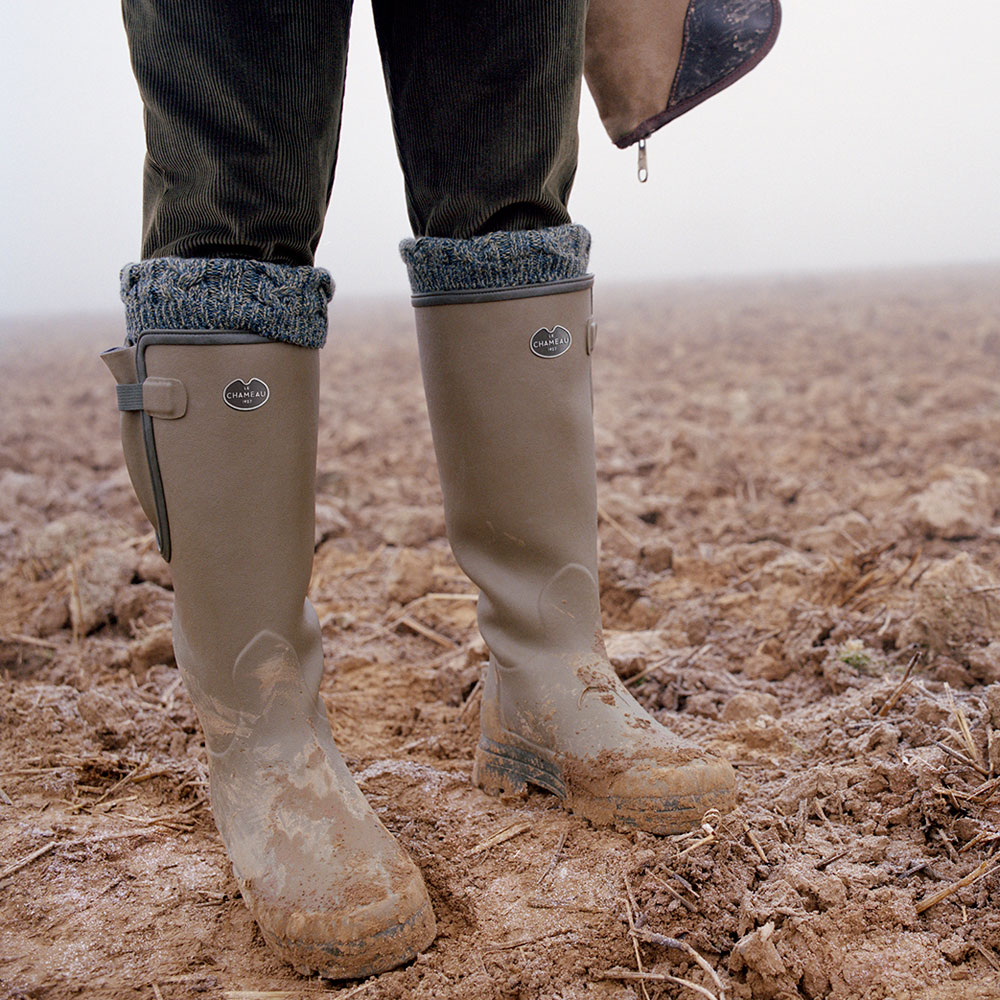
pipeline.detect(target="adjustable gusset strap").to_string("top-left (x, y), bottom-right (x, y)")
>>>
top-left (116, 383), bottom-right (145, 411)
top-left (114, 377), bottom-right (188, 419)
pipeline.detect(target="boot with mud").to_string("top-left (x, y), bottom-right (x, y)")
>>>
top-left (102, 258), bottom-right (435, 978)
top-left (404, 228), bottom-right (736, 835)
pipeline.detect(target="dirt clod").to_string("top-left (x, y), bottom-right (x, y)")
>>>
top-left (906, 465), bottom-right (994, 540)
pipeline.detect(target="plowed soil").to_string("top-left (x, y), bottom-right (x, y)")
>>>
top-left (2, 266), bottom-right (1000, 1000)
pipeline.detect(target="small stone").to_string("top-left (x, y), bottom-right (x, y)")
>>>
top-left (22, 512), bottom-right (130, 572)
top-left (0, 470), bottom-right (55, 523)
top-left (788, 868), bottom-right (847, 911)
top-left (774, 476), bottom-right (803, 503)
top-left (684, 617), bottom-right (710, 646)
top-left (931, 657), bottom-right (975, 688)
top-left (114, 583), bottom-right (174, 633)
top-left (336, 418), bottom-right (370, 453)
top-left (914, 699), bottom-right (950, 725)
top-left (314, 502), bottom-right (349, 547)
top-left (71, 547), bottom-right (138, 636)
top-left (906, 465), bottom-right (992, 539)
top-left (738, 718), bottom-right (789, 750)
top-left (965, 642), bottom-right (1000, 684)
top-left (627, 596), bottom-right (660, 628)
top-left (77, 688), bottom-right (137, 749)
top-left (640, 541), bottom-right (673, 573)
top-left (604, 630), bottom-right (667, 677)
top-left (899, 553), bottom-right (1000, 656)
top-left (685, 692), bottom-right (721, 719)
top-left (130, 623), bottom-right (175, 671)
top-left (385, 547), bottom-right (436, 605)
top-left (380, 505), bottom-right (444, 547)
top-left (136, 549), bottom-right (172, 589)
top-left (939, 935), bottom-right (971, 964)
top-left (732, 921), bottom-right (786, 979)
top-left (28, 589), bottom-right (70, 637)
top-left (722, 691), bottom-right (782, 722)
top-left (743, 650), bottom-right (794, 681)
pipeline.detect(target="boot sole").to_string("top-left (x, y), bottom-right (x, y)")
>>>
top-left (473, 735), bottom-right (735, 835)
top-left (261, 897), bottom-right (437, 980)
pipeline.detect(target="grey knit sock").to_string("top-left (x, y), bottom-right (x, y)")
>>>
top-left (399, 224), bottom-right (591, 295)
top-left (120, 257), bottom-right (333, 348)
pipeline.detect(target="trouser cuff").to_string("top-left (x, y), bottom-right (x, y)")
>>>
top-left (120, 257), bottom-right (333, 348)
top-left (399, 224), bottom-right (590, 296)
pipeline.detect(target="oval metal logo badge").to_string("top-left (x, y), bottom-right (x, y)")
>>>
top-left (530, 325), bottom-right (572, 359)
top-left (223, 378), bottom-right (270, 411)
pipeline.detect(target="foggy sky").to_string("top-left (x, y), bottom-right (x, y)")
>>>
top-left (2, 1), bottom-right (998, 319)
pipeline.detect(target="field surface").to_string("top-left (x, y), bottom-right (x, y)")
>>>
top-left (2, 268), bottom-right (1000, 999)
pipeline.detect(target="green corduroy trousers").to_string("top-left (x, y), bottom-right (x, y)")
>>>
top-left (122, 0), bottom-right (588, 264)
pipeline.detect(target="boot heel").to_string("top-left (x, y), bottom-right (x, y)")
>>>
top-left (473, 737), bottom-right (566, 799)
top-left (473, 743), bottom-right (529, 797)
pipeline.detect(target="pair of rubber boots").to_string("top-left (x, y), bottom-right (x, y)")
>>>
top-left (102, 279), bottom-right (735, 978)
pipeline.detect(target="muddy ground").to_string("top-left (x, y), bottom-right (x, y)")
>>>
top-left (2, 266), bottom-right (1000, 1000)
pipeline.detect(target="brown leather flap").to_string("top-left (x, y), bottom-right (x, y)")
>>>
top-left (584, 0), bottom-right (686, 148)
top-left (584, 0), bottom-right (782, 149)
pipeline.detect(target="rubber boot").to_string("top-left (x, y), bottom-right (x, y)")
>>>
top-left (101, 330), bottom-right (435, 977)
top-left (414, 279), bottom-right (735, 834)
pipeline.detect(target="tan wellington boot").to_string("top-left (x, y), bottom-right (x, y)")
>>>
top-left (414, 279), bottom-right (735, 834)
top-left (101, 331), bottom-right (435, 977)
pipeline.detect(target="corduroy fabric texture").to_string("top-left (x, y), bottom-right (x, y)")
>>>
top-left (399, 225), bottom-right (591, 295)
top-left (120, 257), bottom-right (333, 348)
top-left (123, 0), bottom-right (587, 261)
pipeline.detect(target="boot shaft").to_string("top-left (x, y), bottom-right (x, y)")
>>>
top-left (102, 331), bottom-right (322, 713)
top-left (414, 279), bottom-right (600, 666)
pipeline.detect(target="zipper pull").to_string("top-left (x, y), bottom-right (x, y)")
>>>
top-left (637, 139), bottom-right (648, 183)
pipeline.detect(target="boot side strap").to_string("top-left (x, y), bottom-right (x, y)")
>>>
top-left (116, 378), bottom-right (187, 419)
top-left (115, 384), bottom-right (144, 410)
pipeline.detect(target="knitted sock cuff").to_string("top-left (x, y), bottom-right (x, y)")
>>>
top-left (399, 224), bottom-right (591, 295)
top-left (120, 257), bottom-right (333, 348)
